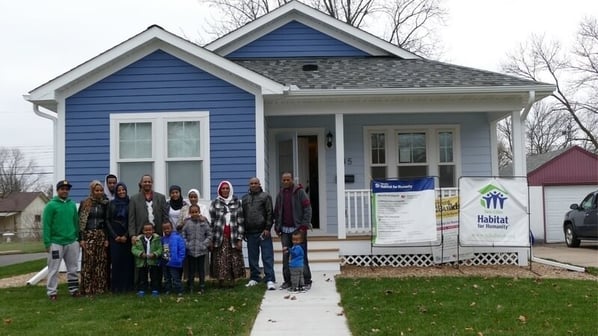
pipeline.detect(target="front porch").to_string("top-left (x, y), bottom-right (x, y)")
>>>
top-left (296, 187), bottom-right (529, 272)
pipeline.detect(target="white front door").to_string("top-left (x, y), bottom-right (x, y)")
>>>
top-left (270, 129), bottom-right (325, 231)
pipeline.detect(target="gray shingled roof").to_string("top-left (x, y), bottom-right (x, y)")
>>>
top-left (233, 57), bottom-right (549, 90)
top-left (499, 148), bottom-right (570, 176)
top-left (0, 192), bottom-right (47, 212)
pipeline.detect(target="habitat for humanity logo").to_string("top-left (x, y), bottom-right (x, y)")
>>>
top-left (478, 184), bottom-right (508, 209)
top-left (476, 184), bottom-right (509, 230)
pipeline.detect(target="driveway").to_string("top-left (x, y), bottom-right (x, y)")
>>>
top-left (0, 252), bottom-right (46, 267)
top-left (532, 242), bottom-right (598, 268)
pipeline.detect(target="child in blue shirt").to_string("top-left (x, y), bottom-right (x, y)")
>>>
top-left (161, 221), bottom-right (186, 295)
top-left (287, 231), bottom-right (305, 293)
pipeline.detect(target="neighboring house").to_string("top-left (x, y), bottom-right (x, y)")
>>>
top-left (25, 1), bottom-right (554, 268)
top-left (502, 146), bottom-right (598, 243)
top-left (0, 192), bottom-right (49, 240)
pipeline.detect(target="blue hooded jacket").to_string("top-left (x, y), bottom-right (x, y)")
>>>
top-left (161, 231), bottom-right (186, 268)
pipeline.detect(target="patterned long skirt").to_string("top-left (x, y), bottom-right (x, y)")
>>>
top-left (80, 229), bottom-right (108, 295)
top-left (210, 236), bottom-right (245, 281)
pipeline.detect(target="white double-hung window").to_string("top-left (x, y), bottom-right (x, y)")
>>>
top-left (111, 112), bottom-right (210, 195)
top-left (366, 126), bottom-right (459, 187)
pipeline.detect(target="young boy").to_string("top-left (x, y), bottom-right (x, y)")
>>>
top-left (161, 221), bottom-right (186, 295)
top-left (181, 204), bottom-right (212, 293)
top-left (286, 231), bottom-right (305, 293)
top-left (132, 223), bottom-right (163, 297)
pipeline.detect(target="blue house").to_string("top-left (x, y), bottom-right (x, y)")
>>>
top-left (26, 1), bottom-right (554, 269)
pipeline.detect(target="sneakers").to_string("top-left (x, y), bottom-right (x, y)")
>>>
top-left (151, 290), bottom-right (159, 297)
top-left (279, 282), bottom-right (291, 290)
top-left (298, 287), bottom-right (307, 293)
top-left (70, 291), bottom-right (81, 298)
top-left (137, 291), bottom-right (145, 297)
top-left (267, 281), bottom-right (276, 290)
top-left (245, 280), bottom-right (259, 287)
top-left (49, 294), bottom-right (57, 301)
top-left (304, 283), bottom-right (312, 291)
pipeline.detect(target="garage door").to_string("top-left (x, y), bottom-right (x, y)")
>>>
top-left (544, 185), bottom-right (598, 243)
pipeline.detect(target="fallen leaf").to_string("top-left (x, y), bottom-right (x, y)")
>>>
top-left (290, 296), bottom-right (297, 300)
top-left (465, 327), bottom-right (474, 331)
top-left (470, 302), bottom-right (476, 307)
top-left (473, 284), bottom-right (479, 289)
top-left (477, 332), bottom-right (484, 336)
top-left (337, 310), bottom-right (344, 316)
top-left (4, 319), bottom-right (12, 325)
top-left (371, 328), bottom-right (380, 333)
top-left (518, 315), bottom-right (527, 323)
top-left (176, 297), bottom-right (184, 303)
top-left (228, 306), bottom-right (236, 312)
top-left (267, 319), bottom-right (277, 323)
top-left (284, 294), bottom-right (290, 299)
top-left (186, 326), bottom-right (193, 335)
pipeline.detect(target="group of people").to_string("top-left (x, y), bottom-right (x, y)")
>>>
top-left (42, 172), bottom-right (313, 300)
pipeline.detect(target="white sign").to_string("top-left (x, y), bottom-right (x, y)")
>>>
top-left (372, 178), bottom-right (437, 245)
top-left (459, 177), bottom-right (529, 246)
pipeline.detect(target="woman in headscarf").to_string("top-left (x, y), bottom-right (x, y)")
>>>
top-left (177, 188), bottom-right (208, 231)
top-left (209, 181), bottom-right (245, 288)
top-left (79, 180), bottom-right (109, 295)
top-left (106, 182), bottom-right (134, 293)
top-left (166, 185), bottom-right (187, 229)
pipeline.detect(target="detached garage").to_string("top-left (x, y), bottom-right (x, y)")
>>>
top-left (526, 146), bottom-right (598, 243)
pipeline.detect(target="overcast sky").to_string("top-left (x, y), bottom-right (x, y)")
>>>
top-left (1, 0), bottom-right (596, 185)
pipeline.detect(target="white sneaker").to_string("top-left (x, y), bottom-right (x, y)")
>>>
top-left (267, 281), bottom-right (276, 290)
top-left (245, 280), bottom-right (259, 287)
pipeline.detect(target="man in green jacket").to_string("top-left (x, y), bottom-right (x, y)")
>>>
top-left (42, 180), bottom-right (80, 300)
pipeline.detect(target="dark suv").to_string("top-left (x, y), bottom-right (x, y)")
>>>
top-left (563, 190), bottom-right (598, 247)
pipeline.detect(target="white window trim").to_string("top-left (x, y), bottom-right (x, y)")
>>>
top-left (110, 111), bottom-right (210, 195)
top-left (364, 125), bottom-right (461, 187)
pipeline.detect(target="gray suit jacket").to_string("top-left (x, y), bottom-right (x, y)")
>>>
top-left (128, 191), bottom-right (168, 236)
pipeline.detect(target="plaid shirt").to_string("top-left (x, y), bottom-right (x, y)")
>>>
top-left (209, 196), bottom-right (244, 248)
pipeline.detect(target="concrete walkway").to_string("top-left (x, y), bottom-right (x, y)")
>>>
top-left (250, 271), bottom-right (351, 336)
top-left (532, 242), bottom-right (598, 268)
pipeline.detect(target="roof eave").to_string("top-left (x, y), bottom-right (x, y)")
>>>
top-left (282, 85), bottom-right (556, 97)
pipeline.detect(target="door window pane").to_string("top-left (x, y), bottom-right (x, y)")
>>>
top-left (167, 161), bottom-right (203, 197)
top-left (119, 123), bottom-right (152, 159)
top-left (168, 121), bottom-right (201, 158)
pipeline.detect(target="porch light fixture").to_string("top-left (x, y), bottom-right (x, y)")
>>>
top-left (326, 131), bottom-right (333, 148)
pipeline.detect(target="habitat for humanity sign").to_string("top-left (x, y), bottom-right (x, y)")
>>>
top-left (371, 178), bottom-right (436, 245)
top-left (459, 177), bottom-right (529, 246)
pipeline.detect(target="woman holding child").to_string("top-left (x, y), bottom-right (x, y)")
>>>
top-left (209, 181), bottom-right (245, 287)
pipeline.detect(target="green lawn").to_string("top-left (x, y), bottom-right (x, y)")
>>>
top-left (337, 276), bottom-right (598, 336)
top-left (0, 259), bottom-right (46, 279)
top-left (0, 282), bottom-right (264, 336)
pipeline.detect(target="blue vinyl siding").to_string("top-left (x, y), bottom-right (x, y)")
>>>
top-left (64, 50), bottom-right (256, 201)
top-left (227, 21), bottom-right (369, 58)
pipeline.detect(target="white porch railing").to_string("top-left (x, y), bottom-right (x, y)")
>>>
top-left (345, 188), bottom-right (459, 235)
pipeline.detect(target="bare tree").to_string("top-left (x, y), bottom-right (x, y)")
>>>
top-left (0, 147), bottom-right (42, 197)
top-left (501, 17), bottom-right (598, 152)
top-left (525, 101), bottom-right (576, 155)
top-left (199, 0), bottom-right (447, 58)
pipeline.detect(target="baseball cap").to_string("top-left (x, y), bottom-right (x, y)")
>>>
top-left (56, 180), bottom-right (73, 190)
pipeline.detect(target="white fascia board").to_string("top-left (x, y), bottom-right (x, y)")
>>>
top-left (26, 26), bottom-right (284, 107)
top-left (205, 1), bottom-right (419, 59)
top-left (283, 85), bottom-right (556, 97)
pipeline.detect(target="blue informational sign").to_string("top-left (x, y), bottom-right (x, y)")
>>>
top-left (371, 178), bottom-right (435, 193)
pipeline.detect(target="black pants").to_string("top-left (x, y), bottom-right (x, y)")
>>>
top-left (136, 265), bottom-right (160, 292)
top-left (187, 255), bottom-right (206, 290)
